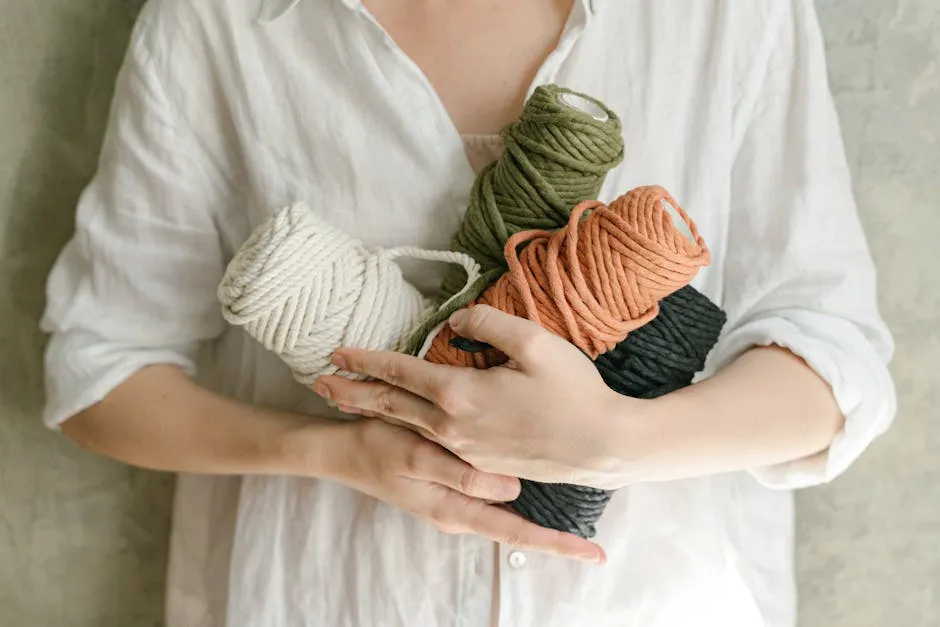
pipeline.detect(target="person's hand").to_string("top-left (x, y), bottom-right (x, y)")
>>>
top-left (314, 305), bottom-right (644, 490)
top-left (316, 417), bottom-right (605, 563)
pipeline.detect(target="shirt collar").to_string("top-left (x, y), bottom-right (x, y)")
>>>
top-left (259, 0), bottom-right (595, 23)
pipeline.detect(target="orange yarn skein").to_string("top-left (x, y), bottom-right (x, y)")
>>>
top-left (424, 185), bottom-right (711, 367)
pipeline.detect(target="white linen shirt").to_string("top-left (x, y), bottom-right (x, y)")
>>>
top-left (41, 0), bottom-right (897, 625)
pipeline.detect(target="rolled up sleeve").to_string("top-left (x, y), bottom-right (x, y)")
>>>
top-left (40, 28), bottom-right (229, 429)
top-left (712, 0), bottom-right (897, 488)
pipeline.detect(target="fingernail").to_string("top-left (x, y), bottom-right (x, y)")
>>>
top-left (577, 552), bottom-right (598, 564)
top-left (448, 309), bottom-right (467, 328)
top-left (315, 383), bottom-right (331, 401)
top-left (331, 353), bottom-right (348, 370)
top-left (498, 480), bottom-right (520, 501)
top-left (585, 550), bottom-right (606, 565)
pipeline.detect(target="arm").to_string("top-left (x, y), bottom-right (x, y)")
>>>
top-left (62, 365), bottom-right (605, 563)
top-left (90, 356), bottom-right (834, 486)
top-left (616, 346), bottom-right (844, 483)
top-left (42, 20), bottom-right (316, 476)
top-left (61, 365), bottom-right (325, 476)
top-left (639, 0), bottom-right (896, 488)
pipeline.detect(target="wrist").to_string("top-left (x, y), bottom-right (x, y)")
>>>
top-left (581, 389), bottom-right (650, 489)
top-left (603, 390), bottom-right (688, 487)
top-left (269, 413), bottom-right (353, 478)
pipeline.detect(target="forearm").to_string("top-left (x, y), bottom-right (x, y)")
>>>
top-left (618, 346), bottom-right (843, 484)
top-left (62, 364), bottom-right (343, 477)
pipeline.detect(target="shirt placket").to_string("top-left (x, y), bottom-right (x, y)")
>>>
top-left (323, 2), bottom-right (598, 626)
top-left (491, 9), bottom-right (597, 623)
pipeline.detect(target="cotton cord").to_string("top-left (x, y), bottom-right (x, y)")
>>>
top-left (424, 186), bottom-right (711, 367)
top-left (218, 202), bottom-right (481, 385)
top-left (507, 284), bottom-right (728, 538)
top-left (595, 285), bottom-right (728, 398)
top-left (401, 84), bottom-right (625, 354)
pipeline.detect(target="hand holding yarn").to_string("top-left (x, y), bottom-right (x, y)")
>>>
top-left (320, 417), bottom-right (606, 564)
top-left (317, 305), bottom-right (642, 491)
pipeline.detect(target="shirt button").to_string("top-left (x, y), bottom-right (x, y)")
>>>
top-left (507, 550), bottom-right (527, 570)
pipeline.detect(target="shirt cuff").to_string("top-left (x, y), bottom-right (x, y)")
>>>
top-left (705, 309), bottom-right (896, 489)
top-left (43, 328), bottom-right (199, 430)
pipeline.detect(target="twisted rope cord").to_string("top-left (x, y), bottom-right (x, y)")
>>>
top-left (424, 186), bottom-right (710, 367)
top-left (595, 285), bottom-right (728, 398)
top-left (218, 203), bottom-right (481, 385)
top-left (402, 84), bottom-right (625, 354)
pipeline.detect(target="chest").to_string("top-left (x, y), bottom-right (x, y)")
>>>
top-left (361, 0), bottom-right (574, 134)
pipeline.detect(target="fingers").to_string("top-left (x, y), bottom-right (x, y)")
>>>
top-left (345, 420), bottom-right (605, 564)
top-left (402, 440), bottom-right (520, 502)
top-left (328, 349), bottom-right (458, 404)
top-left (403, 443), bottom-right (605, 563)
top-left (447, 305), bottom-right (552, 371)
top-left (435, 491), bottom-right (606, 564)
top-left (316, 376), bottom-right (443, 433)
top-left (376, 416), bottom-right (440, 444)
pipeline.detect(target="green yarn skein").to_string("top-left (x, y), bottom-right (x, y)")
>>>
top-left (402, 84), bottom-right (625, 355)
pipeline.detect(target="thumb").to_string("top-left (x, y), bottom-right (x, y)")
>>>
top-left (448, 305), bottom-right (548, 368)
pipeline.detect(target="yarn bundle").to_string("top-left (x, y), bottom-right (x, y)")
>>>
top-left (423, 187), bottom-right (710, 367)
top-left (218, 203), bottom-right (481, 385)
top-left (218, 84), bottom-right (728, 540)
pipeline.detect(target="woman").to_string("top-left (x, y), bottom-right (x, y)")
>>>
top-left (41, 0), bottom-right (896, 625)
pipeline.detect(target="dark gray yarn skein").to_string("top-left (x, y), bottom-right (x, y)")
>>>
top-left (507, 285), bottom-right (728, 539)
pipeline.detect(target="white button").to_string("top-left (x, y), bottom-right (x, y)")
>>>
top-left (507, 550), bottom-right (527, 570)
